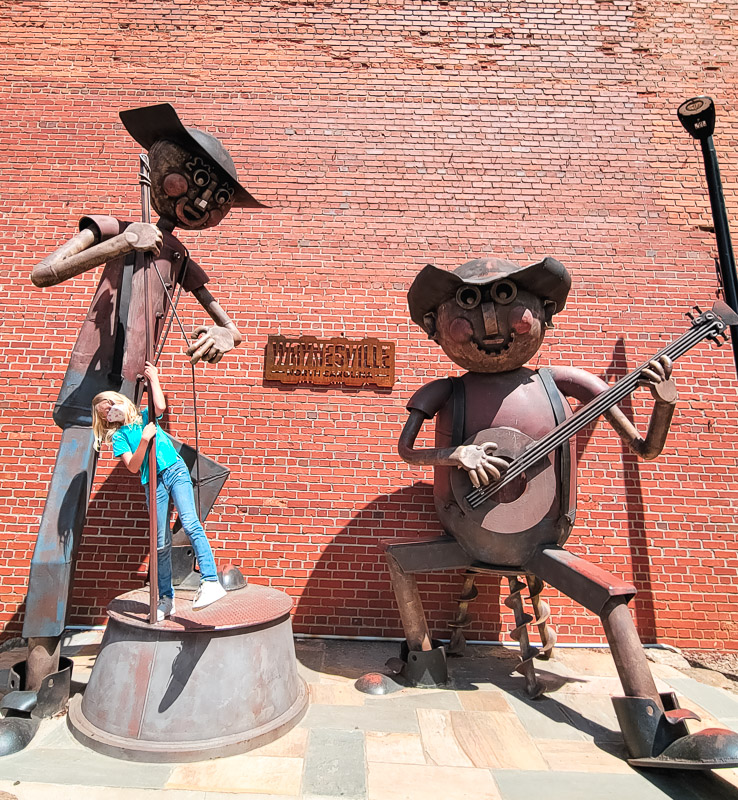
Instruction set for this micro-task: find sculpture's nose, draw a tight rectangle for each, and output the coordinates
[482,302,499,338]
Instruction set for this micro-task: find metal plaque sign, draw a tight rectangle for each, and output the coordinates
[264,336,395,388]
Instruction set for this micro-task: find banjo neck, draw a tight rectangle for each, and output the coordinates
[466,301,737,510]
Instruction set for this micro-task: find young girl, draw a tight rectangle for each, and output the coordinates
[92,361,226,620]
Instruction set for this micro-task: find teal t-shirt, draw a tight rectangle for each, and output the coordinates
[111,408,180,485]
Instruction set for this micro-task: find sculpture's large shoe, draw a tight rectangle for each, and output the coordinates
[0,656,74,757]
[613,692,738,770]
[629,728,738,770]
[0,717,40,756]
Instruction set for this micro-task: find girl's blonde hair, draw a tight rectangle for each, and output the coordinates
[91,391,141,451]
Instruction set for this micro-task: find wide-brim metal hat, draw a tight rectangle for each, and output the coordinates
[119,103,264,208]
[408,256,571,329]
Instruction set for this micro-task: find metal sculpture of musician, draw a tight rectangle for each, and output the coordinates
[0,104,261,755]
[377,255,738,769]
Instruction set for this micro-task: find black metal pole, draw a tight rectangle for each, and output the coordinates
[678,96,738,377]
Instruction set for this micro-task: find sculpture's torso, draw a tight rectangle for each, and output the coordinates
[409,367,581,566]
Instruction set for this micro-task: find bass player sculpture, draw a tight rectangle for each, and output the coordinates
[1,105,308,761]
[372,255,738,770]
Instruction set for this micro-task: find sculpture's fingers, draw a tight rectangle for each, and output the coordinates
[659,354,673,378]
[481,463,501,482]
[648,359,666,380]
[639,367,658,384]
[188,337,215,365]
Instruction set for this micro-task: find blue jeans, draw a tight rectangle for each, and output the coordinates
[144,456,219,599]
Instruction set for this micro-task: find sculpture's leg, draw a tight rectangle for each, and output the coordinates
[526,575,556,661]
[384,551,432,652]
[0,427,96,757]
[447,572,478,656]
[22,427,97,691]
[505,575,543,698]
[26,637,61,694]
[601,598,662,706]
[525,545,738,770]
[359,536,472,691]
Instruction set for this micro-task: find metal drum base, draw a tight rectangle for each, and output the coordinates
[68,585,308,762]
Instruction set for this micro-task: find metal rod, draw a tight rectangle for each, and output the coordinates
[139,153,158,625]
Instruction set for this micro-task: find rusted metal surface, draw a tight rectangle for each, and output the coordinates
[139,153,159,625]
[23,427,98,643]
[505,576,544,699]
[526,575,555,661]
[380,535,470,574]
[68,585,307,762]
[601,599,663,709]
[384,551,432,652]
[447,573,478,656]
[25,638,61,695]
[524,545,636,616]
[264,335,395,388]
[108,584,292,631]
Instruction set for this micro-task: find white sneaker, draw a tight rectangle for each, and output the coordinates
[192,580,226,610]
[157,596,175,622]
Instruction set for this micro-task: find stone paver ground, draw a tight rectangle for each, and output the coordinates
[0,632,736,799]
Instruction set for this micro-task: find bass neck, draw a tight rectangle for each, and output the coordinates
[466,301,737,510]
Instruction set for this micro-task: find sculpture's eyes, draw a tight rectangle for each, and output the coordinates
[185,156,212,187]
[456,285,481,310]
[489,279,517,305]
[213,184,234,206]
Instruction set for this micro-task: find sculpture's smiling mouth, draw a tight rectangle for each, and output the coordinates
[473,332,515,354]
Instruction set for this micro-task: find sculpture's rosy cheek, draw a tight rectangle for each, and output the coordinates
[162,172,189,198]
[509,306,536,335]
[449,317,474,343]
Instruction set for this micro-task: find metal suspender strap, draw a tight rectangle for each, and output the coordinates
[537,368,576,532]
[450,376,465,447]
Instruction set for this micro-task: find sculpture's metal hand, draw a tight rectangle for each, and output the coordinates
[453,442,508,488]
[187,324,236,364]
[637,355,677,404]
[123,222,163,255]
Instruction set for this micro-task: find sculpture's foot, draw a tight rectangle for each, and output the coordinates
[628,728,738,770]
[397,640,448,688]
[613,692,738,770]
[0,717,40,756]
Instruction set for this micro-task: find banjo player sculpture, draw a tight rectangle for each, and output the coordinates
[374,254,738,770]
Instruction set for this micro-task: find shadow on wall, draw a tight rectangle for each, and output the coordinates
[291,481,505,653]
[67,463,151,626]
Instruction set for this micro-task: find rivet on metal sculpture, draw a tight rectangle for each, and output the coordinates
[367,159,738,766]
[3,105,307,760]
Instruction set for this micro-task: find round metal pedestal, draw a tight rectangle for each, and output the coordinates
[68,585,308,762]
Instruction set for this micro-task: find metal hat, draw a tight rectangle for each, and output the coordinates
[119,103,264,208]
[407,256,571,330]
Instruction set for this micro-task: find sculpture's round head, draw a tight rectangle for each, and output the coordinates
[407,256,571,373]
[119,103,264,230]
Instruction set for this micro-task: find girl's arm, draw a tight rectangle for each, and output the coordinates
[119,422,157,474]
[144,361,166,417]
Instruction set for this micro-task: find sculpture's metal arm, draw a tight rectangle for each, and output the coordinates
[398,409,507,488]
[187,285,243,365]
[603,356,677,461]
[31,223,162,287]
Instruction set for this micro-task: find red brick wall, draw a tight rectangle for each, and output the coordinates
[2,1,737,650]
